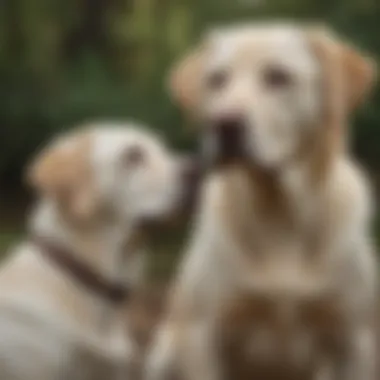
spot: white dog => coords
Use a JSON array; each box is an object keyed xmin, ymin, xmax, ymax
[
  {"xmin": 147, "ymin": 23, "xmax": 378, "ymax": 380},
  {"xmin": 0, "ymin": 121, "xmax": 198, "ymax": 380}
]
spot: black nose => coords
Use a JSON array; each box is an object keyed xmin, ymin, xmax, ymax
[{"xmin": 212, "ymin": 115, "xmax": 245, "ymax": 161}]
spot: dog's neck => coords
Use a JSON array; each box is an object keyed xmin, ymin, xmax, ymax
[
  {"xmin": 28, "ymin": 199, "xmax": 145, "ymax": 296},
  {"xmin": 215, "ymin": 148, "xmax": 343, "ymax": 251}
]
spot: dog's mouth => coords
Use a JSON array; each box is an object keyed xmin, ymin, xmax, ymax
[
  {"xmin": 137, "ymin": 157, "xmax": 202, "ymax": 234},
  {"xmin": 136, "ymin": 214, "xmax": 176, "ymax": 233},
  {"xmin": 135, "ymin": 200, "xmax": 195, "ymax": 235}
]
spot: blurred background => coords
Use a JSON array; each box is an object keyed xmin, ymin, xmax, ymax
[{"xmin": 0, "ymin": 0, "xmax": 379, "ymax": 276}]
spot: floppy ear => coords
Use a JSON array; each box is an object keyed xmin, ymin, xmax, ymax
[
  {"xmin": 169, "ymin": 45, "xmax": 207, "ymax": 112},
  {"xmin": 305, "ymin": 26, "xmax": 377, "ymax": 184},
  {"xmin": 342, "ymin": 43, "xmax": 376, "ymax": 110},
  {"xmin": 307, "ymin": 26, "xmax": 376, "ymax": 114},
  {"xmin": 26, "ymin": 132, "xmax": 97, "ymax": 222}
]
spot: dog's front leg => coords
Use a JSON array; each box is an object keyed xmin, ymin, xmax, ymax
[
  {"xmin": 146, "ymin": 323, "xmax": 179, "ymax": 380},
  {"xmin": 334, "ymin": 326, "xmax": 376, "ymax": 380},
  {"xmin": 146, "ymin": 197, "xmax": 229, "ymax": 380},
  {"xmin": 179, "ymin": 319, "xmax": 221, "ymax": 380},
  {"xmin": 147, "ymin": 318, "xmax": 221, "ymax": 380}
]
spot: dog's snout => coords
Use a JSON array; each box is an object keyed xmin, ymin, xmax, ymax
[
  {"xmin": 211, "ymin": 114, "xmax": 245, "ymax": 162},
  {"xmin": 214, "ymin": 115, "xmax": 244, "ymax": 134}
]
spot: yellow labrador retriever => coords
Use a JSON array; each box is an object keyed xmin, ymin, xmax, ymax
[
  {"xmin": 147, "ymin": 23, "xmax": 378, "ymax": 380},
  {"xmin": 0, "ymin": 121, "xmax": 198, "ymax": 380}
]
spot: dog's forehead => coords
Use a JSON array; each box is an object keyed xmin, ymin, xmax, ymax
[
  {"xmin": 90, "ymin": 124, "xmax": 164, "ymax": 164},
  {"xmin": 207, "ymin": 25, "xmax": 315, "ymax": 71}
]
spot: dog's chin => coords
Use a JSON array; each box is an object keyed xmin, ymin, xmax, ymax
[
  {"xmin": 203, "ymin": 149, "xmax": 253, "ymax": 170},
  {"xmin": 201, "ymin": 137, "xmax": 252, "ymax": 170},
  {"xmin": 204, "ymin": 146, "xmax": 285, "ymax": 174},
  {"xmin": 136, "ymin": 218, "xmax": 163, "ymax": 234},
  {"xmin": 137, "ymin": 169, "xmax": 201, "ymax": 234},
  {"xmin": 136, "ymin": 208, "xmax": 178, "ymax": 232},
  {"xmin": 136, "ymin": 196, "xmax": 198, "ymax": 234}
]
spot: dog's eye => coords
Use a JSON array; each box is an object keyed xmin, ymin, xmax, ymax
[
  {"xmin": 263, "ymin": 66, "xmax": 293, "ymax": 89},
  {"xmin": 123, "ymin": 145, "xmax": 145, "ymax": 166},
  {"xmin": 206, "ymin": 70, "xmax": 228, "ymax": 91}
]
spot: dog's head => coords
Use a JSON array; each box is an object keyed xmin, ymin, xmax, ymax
[
  {"xmin": 26, "ymin": 122, "xmax": 199, "ymax": 230},
  {"xmin": 169, "ymin": 23, "xmax": 376, "ymax": 170}
]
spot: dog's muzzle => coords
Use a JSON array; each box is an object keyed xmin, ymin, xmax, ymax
[
  {"xmin": 203, "ymin": 114, "xmax": 247, "ymax": 166},
  {"xmin": 137, "ymin": 157, "xmax": 202, "ymax": 232}
]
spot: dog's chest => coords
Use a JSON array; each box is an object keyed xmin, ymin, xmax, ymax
[{"xmin": 218, "ymin": 293, "xmax": 344, "ymax": 380}]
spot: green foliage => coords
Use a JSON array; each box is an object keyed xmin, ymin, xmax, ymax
[
  {"xmin": 0, "ymin": 0, "xmax": 379, "ymax": 187},
  {"xmin": 0, "ymin": 0, "xmax": 379, "ymax": 271}
]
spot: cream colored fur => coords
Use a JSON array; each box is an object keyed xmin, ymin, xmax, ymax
[
  {"xmin": 147, "ymin": 23, "xmax": 378, "ymax": 380},
  {"xmin": 0, "ymin": 121, "xmax": 190, "ymax": 380}
]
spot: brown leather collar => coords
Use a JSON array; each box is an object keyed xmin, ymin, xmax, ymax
[{"xmin": 32, "ymin": 236, "xmax": 130, "ymax": 305}]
